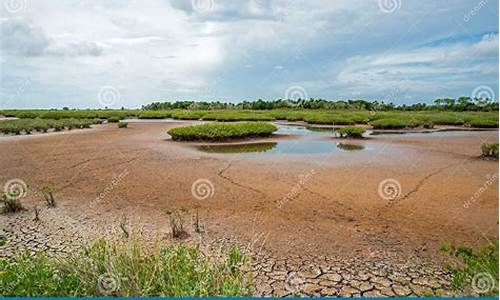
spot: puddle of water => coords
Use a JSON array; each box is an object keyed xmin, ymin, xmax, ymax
[
  {"xmin": 195, "ymin": 140, "xmax": 369, "ymax": 155},
  {"xmin": 195, "ymin": 142, "xmax": 277, "ymax": 154}
]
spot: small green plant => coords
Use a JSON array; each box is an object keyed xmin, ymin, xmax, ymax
[
  {"xmin": 481, "ymin": 143, "xmax": 499, "ymax": 159},
  {"xmin": 117, "ymin": 122, "xmax": 128, "ymax": 128},
  {"xmin": 165, "ymin": 209, "xmax": 189, "ymax": 239},
  {"xmin": 41, "ymin": 185, "xmax": 56, "ymax": 208},
  {"xmin": 0, "ymin": 235, "xmax": 6, "ymax": 246},
  {"xmin": 441, "ymin": 241, "xmax": 499, "ymax": 296},
  {"xmin": 335, "ymin": 126, "xmax": 366, "ymax": 138}
]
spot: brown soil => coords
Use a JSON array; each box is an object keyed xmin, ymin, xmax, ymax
[{"xmin": 0, "ymin": 122, "xmax": 498, "ymax": 296}]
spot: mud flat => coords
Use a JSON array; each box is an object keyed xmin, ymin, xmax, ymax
[{"xmin": 0, "ymin": 122, "xmax": 497, "ymax": 296}]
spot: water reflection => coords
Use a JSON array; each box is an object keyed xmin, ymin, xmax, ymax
[
  {"xmin": 336, "ymin": 143, "xmax": 365, "ymax": 151},
  {"xmin": 195, "ymin": 140, "xmax": 367, "ymax": 155},
  {"xmin": 195, "ymin": 142, "xmax": 277, "ymax": 154}
]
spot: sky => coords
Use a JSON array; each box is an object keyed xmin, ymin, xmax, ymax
[{"xmin": 0, "ymin": 0, "xmax": 498, "ymax": 109}]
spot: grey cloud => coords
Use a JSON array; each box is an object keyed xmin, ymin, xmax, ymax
[
  {"xmin": 0, "ymin": 18, "xmax": 50, "ymax": 56},
  {"xmin": 0, "ymin": 18, "xmax": 103, "ymax": 57}
]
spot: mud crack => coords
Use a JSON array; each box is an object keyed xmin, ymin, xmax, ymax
[{"xmin": 217, "ymin": 161, "xmax": 267, "ymax": 198}]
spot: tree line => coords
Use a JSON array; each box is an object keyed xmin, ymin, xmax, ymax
[{"xmin": 142, "ymin": 97, "xmax": 498, "ymax": 112}]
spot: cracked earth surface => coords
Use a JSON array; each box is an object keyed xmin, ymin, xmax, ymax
[{"xmin": 1, "ymin": 122, "xmax": 498, "ymax": 297}]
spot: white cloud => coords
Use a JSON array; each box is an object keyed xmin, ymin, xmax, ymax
[{"xmin": 0, "ymin": 0, "xmax": 497, "ymax": 108}]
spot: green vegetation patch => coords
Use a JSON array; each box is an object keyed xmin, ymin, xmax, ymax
[
  {"xmin": 0, "ymin": 118, "xmax": 102, "ymax": 135},
  {"xmin": 468, "ymin": 119, "xmax": 498, "ymax": 128},
  {"xmin": 0, "ymin": 239, "xmax": 251, "ymax": 297},
  {"xmin": 168, "ymin": 122, "xmax": 277, "ymax": 141},
  {"xmin": 138, "ymin": 111, "xmax": 171, "ymax": 119},
  {"xmin": 441, "ymin": 241, "xmax": 499, "ymax": 296},
  {"xmin": 335, "ymin": 126, "xmax": 366, "ymax": 138},
  {"xmin": 370, "ymin": 118, "xmax": 419, "ymax": 129},
  {"xmin": 481, "ymin": 143, "xmax": 499, "ymax": 159}
]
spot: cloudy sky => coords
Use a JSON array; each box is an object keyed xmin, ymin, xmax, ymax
[{"xmin": 0, "ymin": 0, "xmax": 498, "ymax": 108}]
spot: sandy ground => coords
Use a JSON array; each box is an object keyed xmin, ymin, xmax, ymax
[{"xmin": 0, "ymin": 122, "xmax": 498, "ymax": 296}]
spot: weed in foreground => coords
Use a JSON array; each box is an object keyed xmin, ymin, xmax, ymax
[
  {"xmin": 41, "ymin": 185, "xmax": 56, "ymax": 208},
  {"xmin": 481, "ymin": 143, "xmax": 499, "ymax": 159},
  {"xmin": 165, "ymin": 209, "xmax": 189, "ymax": 239},
  {"xmin": 0, "ymin": 238, "xmax": 251, "ymax": 297},
  {"xmin": 1, "ymin": 189, "xmax": 24, "ymax": 213},
  {"xmin": 441, "ymin": 241, "xmax": 499, "ymax": 296}
]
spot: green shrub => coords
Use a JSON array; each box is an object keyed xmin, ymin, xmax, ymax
[
  {"xmin": 468, "ymin": 119, "xmax": 498, "ymax": 128},
  {"xmin": 335, "ymin": 126, "xmax": 366, "ymax": 138},
  {"xmin": 370, "ymin": 118, "xmax": 418, "ymax": 129},
  {"xmin": 168, "ymin": 122, "xmax": 277, "ymax": 141},
  {"xmin": 441, "ymin": 241, "xmax": 498, "ymax": 296},
  {"xmin": 171, "ymin": 110, "xmax": 207, "ymax": 120},
  {"xmin": 202, "ymin": 111, "xmax": 275, "ymax": 122},
  {"xmin": 107, "ymin": 116, "xmax": 122, "ymax": 123},
  {"xmin": 481, "ymin": 143, "xmax": 499, "ymax": 158},
  {"xmin": 0, "ymin": 239, "xmax": 251, "ymax": 297},
  {"xmin": 138, "ymin": 111, "xmax": 170, "ymax": 119},
  {"xmin": 0, "ymin": 118, "xmax": 101, "ymax": 135}
]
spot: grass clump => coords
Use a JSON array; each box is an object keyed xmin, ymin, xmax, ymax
[
  {"xmin": 441, "ymin": 241, "xmax": 498, "ymax": 296},
  {"xmin": 202, "ymin": 111, "xmax": 275, "ymax": 122},
  {"xmin": 335, "ymin": 126, "xmax": 366, "ymax": 138},
  {"xmin": 107, "ymin": 116, "xmax": 122, "ymax": 123},
  {"xmin": 168, "ymin": 122, "xmax": 277, "ymax": 141},
  {"xmin": 0, "ymin": 118, "xmax": 102, "ymax": 135},
  {"xmin": 481, "ymin": 143, "xmax": 499, "ymax": 159},
  {"xmin": 370, "ymin": 118, "xmax": 418, "ymax": 129},
  {"xmin": 468, "ymin": 119, "xmax": 498, "ymax": 128},
  {"xmin": 117, "ymin": 122, "xmax": 128, "ymax": 128},
  {"xmin": 138, "ymin": 111, "xmax": 171, "ymax": 119},
  {"xmin": 41, "ymin": 185, "xmax": 56, "ymax": 207},
  {"xmin": 0, "ymin": 239, "xmax": 251, "ymax": 297}
]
